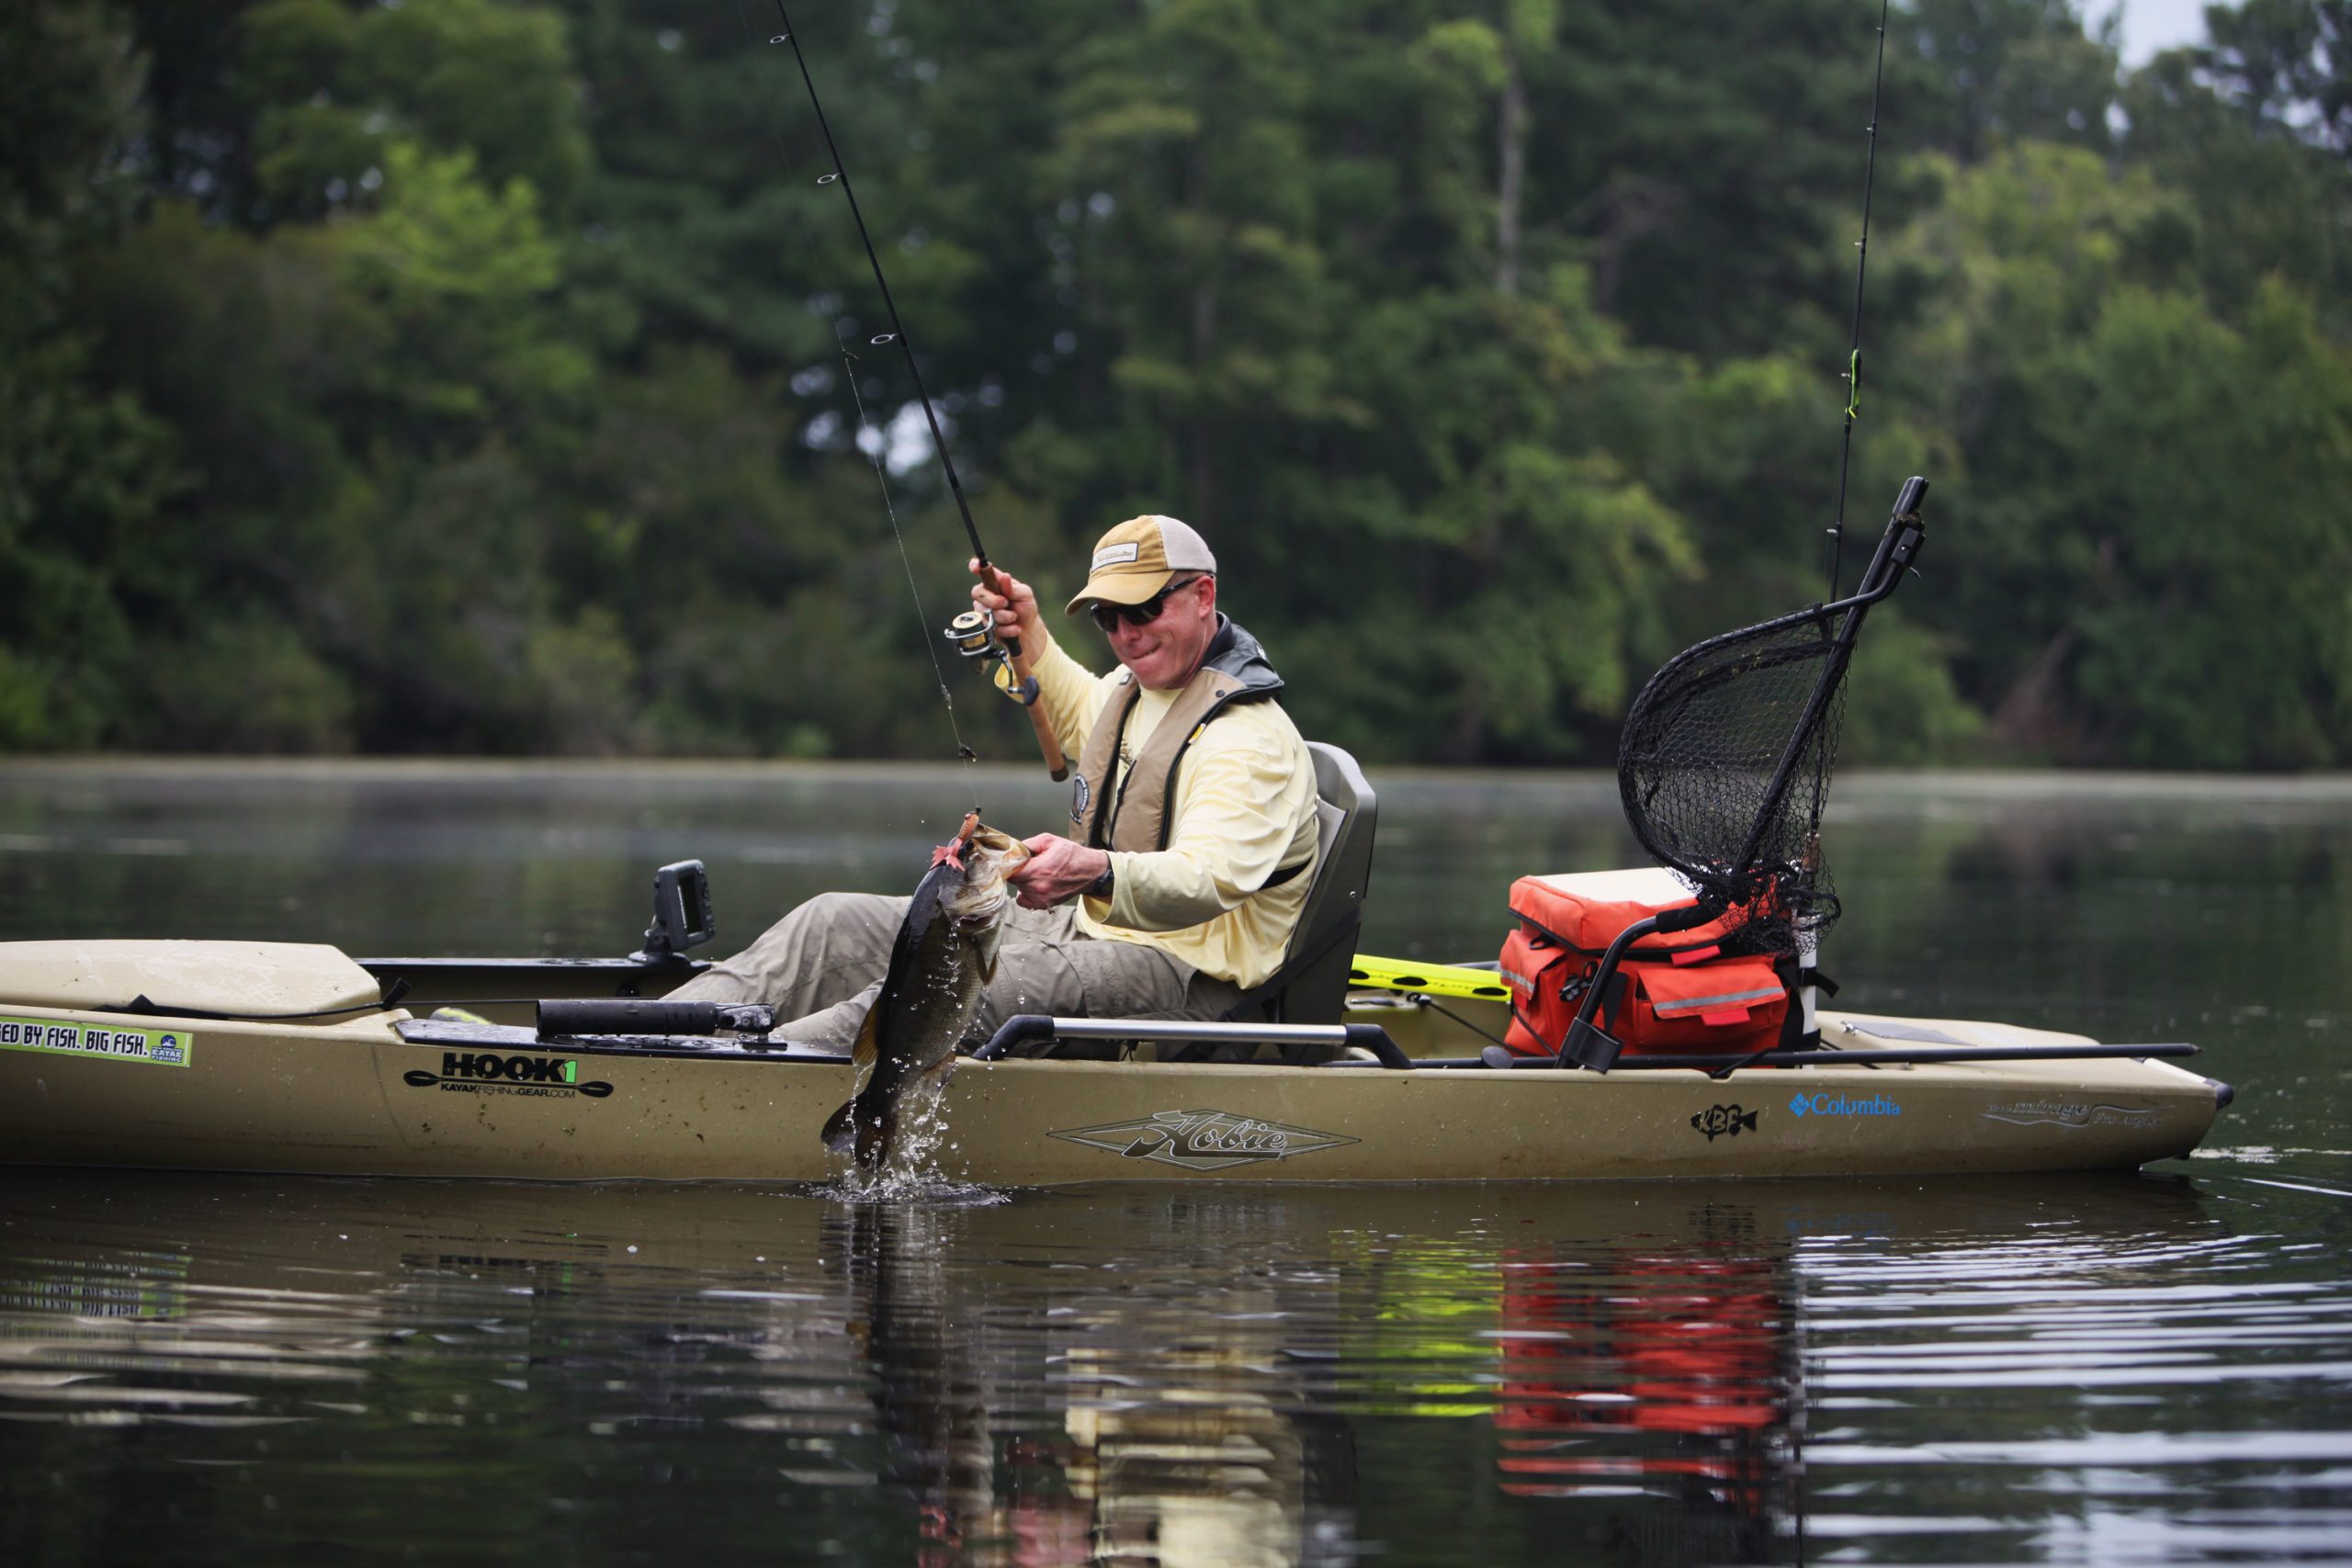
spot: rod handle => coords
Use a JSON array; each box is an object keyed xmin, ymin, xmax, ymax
[
  {"xmin": 1011, "ymin": 645, "xmax": 1069, "ymax": 780},
  {"xmin": 981, "ymin": 564, "xmax": 1069, "ymax": 782}
]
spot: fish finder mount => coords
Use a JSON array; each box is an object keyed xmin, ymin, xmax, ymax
[{"xmin": 634, "ymin": 860, "xmax": 715, "ymax": 964}]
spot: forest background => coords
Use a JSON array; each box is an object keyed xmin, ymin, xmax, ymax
[{"xmin": 5, "ymin": 0, "xmax": 2348, "ymax": 770}]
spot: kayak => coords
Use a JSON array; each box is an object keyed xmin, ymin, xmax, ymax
[
  {"xmin": 2, "ymin": 484, "xmax": 2225, "ymax": 1185},
  {"xmin": 0, "ymin": 933, "xmax": 2224, "ymax": 1184}
]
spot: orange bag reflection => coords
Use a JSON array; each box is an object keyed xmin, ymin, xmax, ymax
[{"xmin": 1493, "ymin": 1244, "xmax": 1793, "ymax": 1518}]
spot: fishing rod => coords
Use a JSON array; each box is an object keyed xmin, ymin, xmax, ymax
[
  {"xmin": 764, "ymin": 3, "xmax": 1069, "ymax": 782},
  {"xmin": 1826, "ymin": 0, "xmax": 1895, "ymax": 603}
]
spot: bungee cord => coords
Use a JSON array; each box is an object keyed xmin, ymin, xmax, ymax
[{"xmin": 1826, "ymin": 0, "xmax": 1896, "ymax": 603}]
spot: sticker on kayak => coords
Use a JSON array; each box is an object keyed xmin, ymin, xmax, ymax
[
  {"xmin": 1981, "ymin": 1099, "xmax": 2162, "ymax": 1130},
  {"xmin": 1691, "ymin": 1104, "xmax": 1760, "ymax": 1141},
  {"xmin": 402, "ymin": 1051, "xmax": 613, "ymax": 1100},
  {"xmin": 1050, "ymin": 1109, "xmax": 1356, "ymax": 1171},
  {"xmin": 0, "ymin": 1015, "xmax": 191, "ymax": 1067},
  {"xmin": 1788, "ymin": 1090, "xmax": 1902, "ymax": 1119}
]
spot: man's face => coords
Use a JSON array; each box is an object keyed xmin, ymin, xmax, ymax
[{"xmin": 1095, "ymin": 575, "xmax": 1217, "ymax": 691}]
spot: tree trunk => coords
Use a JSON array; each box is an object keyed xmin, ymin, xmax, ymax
[
  {"xmin": 1498, "ymin": 42, "xmax": 1526, "ymax": 298},
  {"xmin": 1188, "ymin": 280, "xmax": 1216, "ymax": 524}
]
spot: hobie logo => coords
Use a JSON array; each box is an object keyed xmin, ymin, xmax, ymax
[
  {"xmin": 1051, "ymin": 1109, "xmax": 1356, "ymax": 1171},
  {"xmin": 1789, "ymin": 1091, "xmax": 1901, "ymax": 1118},
  {"xmin": 402, "ymin": 1053, "xmax": 613, "ymax": 1099}
]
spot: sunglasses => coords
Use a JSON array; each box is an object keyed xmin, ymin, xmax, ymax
[{"xmin": 1088, "ymin": 576, "xmax": 1202, "ymax": 633}]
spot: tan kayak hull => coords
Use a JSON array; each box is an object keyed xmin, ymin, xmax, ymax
[{"xmin": 0, "ymin": 996, "xmax": 2222, "ymax": 1183}]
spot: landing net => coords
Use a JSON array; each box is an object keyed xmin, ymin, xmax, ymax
[{"xmin": 1615, "ymin": 608, "xmax": 1854, "ymax": 956}]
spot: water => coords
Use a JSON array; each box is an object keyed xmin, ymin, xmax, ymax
[{"xmin": 1, "ymin": 761, "xmax": 2347, "ymax": 1565}]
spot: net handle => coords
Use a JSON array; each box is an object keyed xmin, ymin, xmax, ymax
[{"xmin": 1727, "ymin": 477, "xmax": 1928, "ymax": 876}]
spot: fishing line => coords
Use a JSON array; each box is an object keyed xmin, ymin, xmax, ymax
[
  {"xmin": 765, "ymin": 3, "xmax": 989, "ymax": 570},
  {"xmin": 750, "ymin": 1, "xmax": 1065, "ymax": 782},
  {"xmin": 840, "ymin": 338, "xmax": 985, "ymax": 805},
  {"xmin": 1826, "ymin": 0, "xmax": 1895, "ymax": 602},
  {"xmin": 719, "ymin": 0, "xmax": 977, "ymax": 786}
]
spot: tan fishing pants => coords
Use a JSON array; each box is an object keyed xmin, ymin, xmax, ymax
[{"xmin": 668, "ymin": 892, "xmax": 1243, "ymax": 1051}]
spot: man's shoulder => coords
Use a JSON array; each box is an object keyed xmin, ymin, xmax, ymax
[{"xmin": 1192, "ymin": 690, "xmax": 1309, "ymax": 764}]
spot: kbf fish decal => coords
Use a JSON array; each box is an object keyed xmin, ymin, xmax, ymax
[{"xmin": 1691, "ymin": 1104, "xmax": 1760, "ymax": 1142}]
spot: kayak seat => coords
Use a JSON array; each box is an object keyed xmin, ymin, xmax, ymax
[{"xmin": 1158, "ymin": 740, "xmax": 1377, "ymax": 1062}]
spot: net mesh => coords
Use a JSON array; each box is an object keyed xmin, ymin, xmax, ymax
[{"xmin": 1615, "ymin": 609, "xmax": 1853, "ymax": 957}]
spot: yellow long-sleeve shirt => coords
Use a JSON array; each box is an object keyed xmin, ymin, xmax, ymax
[{"xmin": 1027, "ymin": 628, "xmax": 1319, "ymax": 990}]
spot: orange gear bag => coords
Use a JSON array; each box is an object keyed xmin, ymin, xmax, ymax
[{"xmin": 1497, "ymin": 876, "xmax": 1792, "ymax": 1060}]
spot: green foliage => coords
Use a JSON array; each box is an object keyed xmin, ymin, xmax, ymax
[
  {"xmin": 1880, "ymin": 144, "xmax": 2352, "ymax": 765},
  {"xmin": 243, "ymin": 0, "xmax": 589, "ymax": 220},
  {"xmin": 0, "ymin": 0, "xmax": 174, "ymax": 748},
  {"xmin": 7, "ymin": 0, "xmax": 2348, "ymax": 772}
]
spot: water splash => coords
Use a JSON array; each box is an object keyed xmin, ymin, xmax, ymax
[{"xmin": 818, "ymin": 1069, "xmax": 1005, "ymax": 1206}]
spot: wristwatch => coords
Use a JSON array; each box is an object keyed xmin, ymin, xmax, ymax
[{"xmin": 1087, "ymin": 859, "xmax": 1115, "ymax": 898}]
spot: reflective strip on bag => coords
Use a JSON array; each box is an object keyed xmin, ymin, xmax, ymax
[{"xmin": 1651, "ymin": 983, "xmax": 1785, "ymax": 1017}]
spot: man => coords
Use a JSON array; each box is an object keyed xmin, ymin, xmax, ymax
[{"xmin": 670, "ymin": 514, "xmax": 1320, "ymax": 1050}]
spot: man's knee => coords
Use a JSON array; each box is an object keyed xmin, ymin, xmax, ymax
[
  {"xmin": 755, "ymin": 890, "xmax": 899, "ymax": 953},
  {"xmin": 782, "ymin": 888, "xmax": 879, "ymax": 931}
]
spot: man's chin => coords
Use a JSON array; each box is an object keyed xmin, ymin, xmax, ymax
[{"xmin": 1121, "ymin": 657, "xmax": 1164, "ymax": 687}]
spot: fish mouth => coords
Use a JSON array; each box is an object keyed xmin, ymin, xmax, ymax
[{"xmin": 939, "ymin": 823, "xmax": 1030, "ymax": 919}]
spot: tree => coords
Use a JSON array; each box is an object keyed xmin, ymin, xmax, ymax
[
  {"xmin": 1883, "ymin": 143, "xmax": 2352, "ymax": 765},
  {"xmin": 0, "ymin": 1, "xmax": 174, "ymax": 749}
]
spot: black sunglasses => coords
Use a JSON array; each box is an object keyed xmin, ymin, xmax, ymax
[{"xmin": 1088, "ymin": 576, "xmax": 1202, "ymax": 633}]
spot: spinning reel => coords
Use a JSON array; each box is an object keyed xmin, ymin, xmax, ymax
[{"xmin": 944, "ymin": 608, "xmax": 1042, "ymax": 706}]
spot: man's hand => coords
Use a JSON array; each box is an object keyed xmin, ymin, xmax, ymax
[
  {"xmin": 1007, "ymin": 833, "xmax": 1109, "ymax": 909},
  {"xmin": 968, "ymin": 558, "xmax": 1044, "ymax": 651}
]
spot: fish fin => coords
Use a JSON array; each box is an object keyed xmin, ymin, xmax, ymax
[
  {"xmin": 850, "ymin": 1003, "xmax": 879, "ymax": 1070},
  {"xmin": 820, "ymin": 1099, "xmax": 857, "ymax": 1156}
]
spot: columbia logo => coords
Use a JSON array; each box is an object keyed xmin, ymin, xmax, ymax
[{"xmin": 1789, "ymin": 1091, "xmax": 1902, "ymax": 1118}]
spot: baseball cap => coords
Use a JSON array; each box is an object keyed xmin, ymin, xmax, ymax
[{"xmin": 1062, "ymin": 515, "xmax": 1218, "ymax": 615}]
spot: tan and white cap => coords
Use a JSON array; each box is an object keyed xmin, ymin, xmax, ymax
[{"xmin": 1063, "ymin": 514, "xmax": 1218, "ymax": 615}]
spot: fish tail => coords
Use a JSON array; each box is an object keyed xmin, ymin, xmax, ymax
[{"xmin": 820, "ymin": 1099, "xmax": 858, "ymax": 1156}]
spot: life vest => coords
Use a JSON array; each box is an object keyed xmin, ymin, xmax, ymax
[{"xmin": 1069, "ymin": 615, "xmax": 1286, "ymax": 856}]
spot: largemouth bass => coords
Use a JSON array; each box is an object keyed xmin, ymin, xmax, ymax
[{"xmin": 820, "ymin": 813, "xmax": 1032, "ymax": 1169}]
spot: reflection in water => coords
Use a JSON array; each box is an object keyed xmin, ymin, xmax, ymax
[
  {"xmin": 9, "ymin": 1172, "xmax": 2332, "ymax": 1566},
  {"xmin": 1494, "ymin": 1213, "xmax": 1793, "ymax": 1560},
  {"xmin": 822, "ymin": 1200, "xmax": 1356, "ymax": 1568},
  {"xmin": 3, "ymin": 764, "xmax": 2349, "ymax": 1562}
]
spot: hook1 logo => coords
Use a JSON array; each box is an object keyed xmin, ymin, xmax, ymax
[{"xmin": 402, "ymin": 1052, "xmax": 614, "ymax": 1099}]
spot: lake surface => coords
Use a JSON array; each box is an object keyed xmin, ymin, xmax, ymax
[{"xmin": 1, "ymin": 761, "xmax": 2347, "ymax": 1565}]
